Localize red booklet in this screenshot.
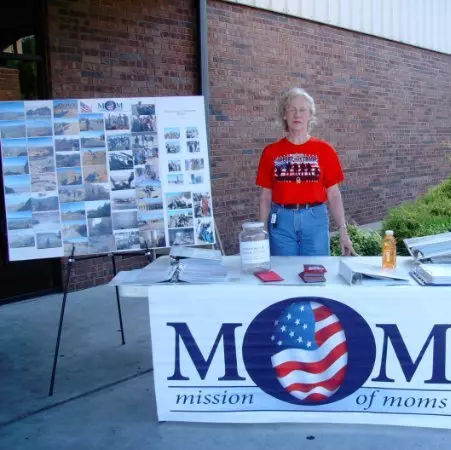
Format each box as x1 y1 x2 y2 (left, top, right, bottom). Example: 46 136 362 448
299 272 326 283
303 264 327 274
255 270 284 282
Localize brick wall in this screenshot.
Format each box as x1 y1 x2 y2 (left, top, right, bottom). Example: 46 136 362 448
47 0 451 289
207 1 451 254
0 67 21 100
47 0 198 290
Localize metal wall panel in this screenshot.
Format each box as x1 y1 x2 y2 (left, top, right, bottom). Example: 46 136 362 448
222 0 451 54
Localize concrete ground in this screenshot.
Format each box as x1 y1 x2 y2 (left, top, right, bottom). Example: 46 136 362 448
1 284 451 450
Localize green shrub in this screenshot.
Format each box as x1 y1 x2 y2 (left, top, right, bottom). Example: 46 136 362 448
330 224 382 256
382 176 451 255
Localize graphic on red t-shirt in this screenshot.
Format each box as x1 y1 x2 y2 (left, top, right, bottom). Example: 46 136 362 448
274 154 321 183
256 137 344 205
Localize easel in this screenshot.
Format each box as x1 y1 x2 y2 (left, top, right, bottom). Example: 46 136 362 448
48 243 153 396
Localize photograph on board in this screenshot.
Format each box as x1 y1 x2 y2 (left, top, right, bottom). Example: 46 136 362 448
131 113 156 133
185 158 204 171
193 192 212 218
80 131 105 149
110 189 137 211
168 228 194 246
57 167 83 186
53 99 78 118
8 229 35 249
132 133 157 149
135 164 159 186
2 156 29 175
188 173 204 185
139 228 165 249
83 164 108 184
164 127 180 140
110 169 135 191
0 120 26 139
31 191 59 212
114 230 140 251
86 200 111 219
26 118 53 137
195 218 214 244
88 235 115 255
187 140 200 153
131 102 155 117
36 231 62 249
168 209 193 228
112 210 138 230
56 152 81 168
136 182 161 200
138 210 164 232
133 146 158 165
166 191 192 210
84 182 109 201
59 185 86 203
79 113 105 132
108 151 133 171
166 142 180 154
28 136 53 157
31 173 57 192
186 127 199 139
0 138 27 157
32 211 61 232
54 136 80 152
63 237 89 255
82 148 107 166
62 219 88 239
137 197 163 212
25 101 52 119
0 101 24 121
87 217 113 237
5 193 31 213
7 211 33 230
107 133 131 151
105 112 130 131
54 117 80 136
61 202 86 221
4 174 30 194
168 160 182 172
168 174 184 185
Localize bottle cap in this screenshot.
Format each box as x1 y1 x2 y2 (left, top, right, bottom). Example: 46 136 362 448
242 221 264 229
385 230 394 236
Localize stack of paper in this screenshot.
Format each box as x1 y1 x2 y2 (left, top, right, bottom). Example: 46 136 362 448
339 259 411 286
411 264 451 286
177 258 228 283
404 232 451 262
169 246 222 261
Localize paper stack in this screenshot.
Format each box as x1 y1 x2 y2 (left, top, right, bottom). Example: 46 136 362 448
411 264 451 286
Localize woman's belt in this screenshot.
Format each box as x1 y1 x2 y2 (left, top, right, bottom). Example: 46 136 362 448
276 201 324 210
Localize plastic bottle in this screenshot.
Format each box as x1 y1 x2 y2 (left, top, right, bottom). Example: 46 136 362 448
382 230 397 269
239 222 271 273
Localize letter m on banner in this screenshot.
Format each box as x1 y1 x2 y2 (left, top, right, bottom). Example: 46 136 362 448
167 323 245 381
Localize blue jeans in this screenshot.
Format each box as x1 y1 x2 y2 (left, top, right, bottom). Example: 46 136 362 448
268 203 330 256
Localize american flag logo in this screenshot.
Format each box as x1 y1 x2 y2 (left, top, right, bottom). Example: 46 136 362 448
270 301 348 403
80 101 92 113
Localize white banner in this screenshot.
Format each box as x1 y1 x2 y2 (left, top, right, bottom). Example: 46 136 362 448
148 284 451 428
0 96 214 261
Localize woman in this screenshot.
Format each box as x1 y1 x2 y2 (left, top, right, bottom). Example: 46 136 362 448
256 87 355 256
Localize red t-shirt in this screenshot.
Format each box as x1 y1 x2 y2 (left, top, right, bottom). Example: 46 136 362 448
256 137 344 204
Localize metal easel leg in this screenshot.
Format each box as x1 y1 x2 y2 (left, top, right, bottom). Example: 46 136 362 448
111 254 126 345
49 246 75 396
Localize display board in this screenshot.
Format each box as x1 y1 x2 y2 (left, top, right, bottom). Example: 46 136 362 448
0 96 214 261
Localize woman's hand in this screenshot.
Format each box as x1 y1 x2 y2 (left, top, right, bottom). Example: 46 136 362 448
339 227 357 256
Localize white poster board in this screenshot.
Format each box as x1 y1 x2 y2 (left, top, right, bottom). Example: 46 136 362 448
0 96 215 261
148 284 451 428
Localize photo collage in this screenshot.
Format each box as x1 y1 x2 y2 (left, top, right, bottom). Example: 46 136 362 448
163 126 214 246
0 96 214 261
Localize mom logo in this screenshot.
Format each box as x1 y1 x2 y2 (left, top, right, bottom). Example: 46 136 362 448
167 297 451 405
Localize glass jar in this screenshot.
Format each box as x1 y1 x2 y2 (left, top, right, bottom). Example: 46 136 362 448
239 222 271 273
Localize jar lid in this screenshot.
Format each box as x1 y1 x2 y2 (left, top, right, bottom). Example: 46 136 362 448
242 221 264 229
